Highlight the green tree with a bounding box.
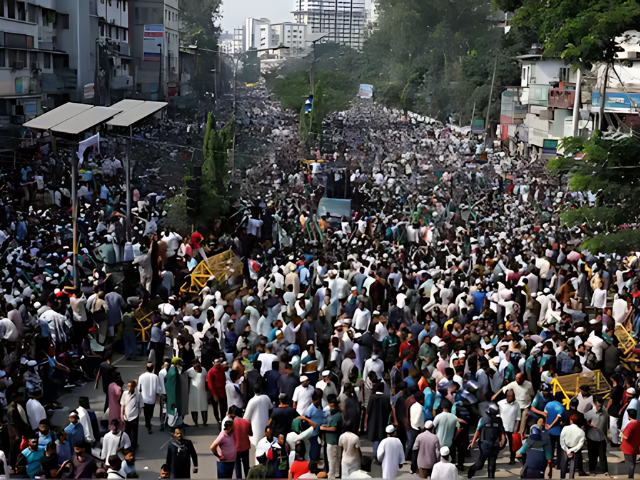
[198,113,233,228]
[180,0,221,50]
[549,133,640,253]
[494,0,640,67]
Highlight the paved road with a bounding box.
[55,354,632,479]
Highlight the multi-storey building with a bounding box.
[292,0,366,50]
[131,0,179,100]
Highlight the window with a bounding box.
[17,1,25,21]
[60,14,69,29]
[0,1,3,17]
[123,1,126,12]
[100,24,105,36]
[114,28,118,40]
[44,53,51,69]
[8,49,26,67]
[0,50,4,67]
[7,1,15,19]
[122,28,127,42]
[559,67,570,83]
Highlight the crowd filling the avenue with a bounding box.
[1,98,640,480]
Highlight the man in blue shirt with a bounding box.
[304,390,326,461]
[22,435,45,478]
[544,392,566,458]
[472,289,487,315]
[64,412,85,450]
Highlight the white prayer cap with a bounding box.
[424,420,434,430]
[33,302,41,309]
[437,341,446,348]
[589,318,600,325]
[385,425,396,434]
[300,375,309,383]
[322,370,330,377]
[27,360,37,367]
[628,388,636,395]
[275,329,283,335]
[373,310,380,315]
[440,446,450,456]
[307,340,314,346]
[575,327,585,333]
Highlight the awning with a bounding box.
[51,106,122,134]
[106,101,167,127]
[108,99,144,114]
[23,102,92,130]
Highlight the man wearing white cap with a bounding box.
[412,420,441,478]
[377,424,404,480]
[316,370,337,403]
[431,446,458,480]
[293,376,314,415]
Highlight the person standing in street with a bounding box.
[207,358,228,426]
[377,425,405,480]
[431,446,458,480]
[621,409,640,479]
[412,420,440,478]
[210,419,237,479]
[138,363,161,435]
[229,406,252,479]
[186,360,209,426]
[467,405,506,479]
[559,413,586,480]
[244,386,273,448]
[120,380,143,452]
[166,429,198,479]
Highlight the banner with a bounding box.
[358,84,373,99]
[143,25,164,62]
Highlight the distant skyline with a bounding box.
[219,0,292,33]
[218,0,373,33]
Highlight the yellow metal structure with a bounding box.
[550,370,611,408]
[615,323,637,355]
[180,249,244,294]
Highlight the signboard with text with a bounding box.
[143,25,164,62]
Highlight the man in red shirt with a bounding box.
[229,406,253,478]
[206,359,227,426]
[621,415,640,478]
[190,231,207,261]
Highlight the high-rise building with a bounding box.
[292,0,366,50]
[131,0,180,100]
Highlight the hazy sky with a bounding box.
[219,0,373,33]
[219,0,293,33]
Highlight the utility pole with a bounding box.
[485,55,498,146]
[158,43,163,100]
[572,68,582,137]
[598,63,610,131]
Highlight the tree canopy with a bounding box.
[179,0,222,49]
[266,0,532,123]
[549,133,640,253]
[494,0,640,67]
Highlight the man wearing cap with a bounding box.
[377,424,404,480]
[431,446,458,480]
[293,376,314,416]
[316,370,338,403]
[353,301,372,334]
[138,363,161,435]
[412,420,440,478]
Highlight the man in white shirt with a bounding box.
[26,394,47,431]
[292,376,314,415]
[120,380,143,451]
[362,353,384,381]
[407,391,426,460]
[101,419,131,467]
[353,303,372,333]
[559,412,586,478]
[138,363,161,435]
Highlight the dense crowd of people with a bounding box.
[0,94,639,480]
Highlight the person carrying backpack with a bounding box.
[467,404,506,478]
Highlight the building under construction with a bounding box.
[293,0,366,50]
